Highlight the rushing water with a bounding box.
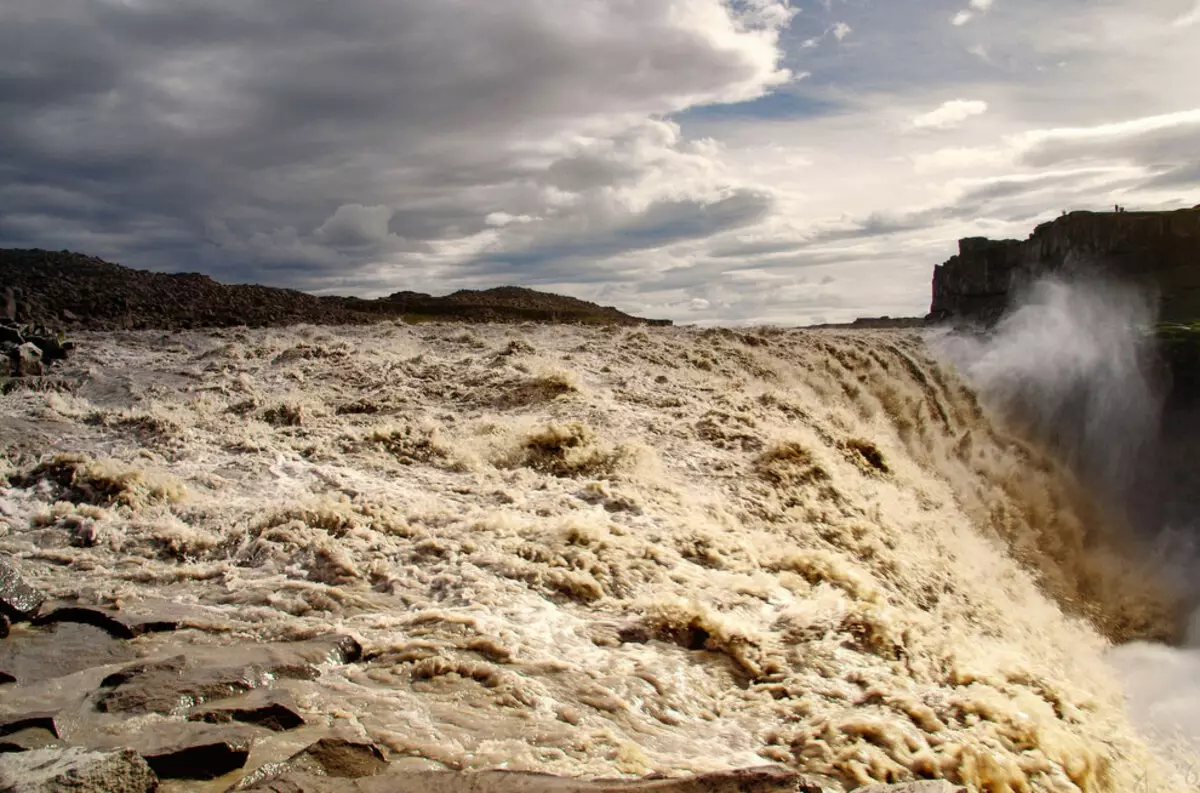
[0,318,1193,791]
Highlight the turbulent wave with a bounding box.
[0,319,1191,790]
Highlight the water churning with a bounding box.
[0,317,1192,791]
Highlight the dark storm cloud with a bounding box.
[0,0,791,286]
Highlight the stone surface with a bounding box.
[929,207,1200,324]
[0,726,63,753]
[189,689,306,731]
[284,738,388,778]
[138,724,253,780]
[0,555,44,621]
[0,746,157,792]
[32,601,187,639]
[0,712,62,740]
[234,766,844,793]
[12,342,42,377]
[95,634,361,715]
[0,621,136,684]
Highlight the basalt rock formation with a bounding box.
[0,249,668,330]
[928,206,1200,324]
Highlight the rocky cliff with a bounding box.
[929,206,1200,324]
[0,249,666,329]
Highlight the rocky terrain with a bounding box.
[928,206,1200,325]
[0,249,665,331]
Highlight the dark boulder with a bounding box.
[189,689,306,732]
[33,602,186,640]
[138,724,253,780]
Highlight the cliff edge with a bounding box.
[929,206,1200,324]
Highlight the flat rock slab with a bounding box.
[232,738,389,790]
[0,746,157,792]
[0,622,136,684]
[0,555,44,621]
[95,634,360,715]
[31,596,233,639]
[0,727,63,754]
[189,689,306,731]
[0,711,62,739]
[138,724,254,780]
[234,766,845,793]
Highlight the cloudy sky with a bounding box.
[2,0,1198,324]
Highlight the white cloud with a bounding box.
[313,204,395,248]
[952,0,994,25]
[1173,0,1200,27]
[4,0,1200,324]
[910,100,990,130]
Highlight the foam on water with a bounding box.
[0,320,1191,790]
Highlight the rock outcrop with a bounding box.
[929,207,1200,324]
[0,249,669,330]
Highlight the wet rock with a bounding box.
[235,765,842,793]
[33,602,185,640]
[0,622,136,684]
[0,712,63,753]
[0,746,157,792]
[0,712,62,740]
[230,738,389,790]
[852,784,963,793]
[95,634,361,715]
[139,724,253,780]
[12,342,43,377]
[0,555,45,621]
[0,726,63,753]
[285,738,388,778]
[189,689,306,731]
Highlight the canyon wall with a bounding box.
[929,207,1200,324]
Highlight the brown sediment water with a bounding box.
[0,323,1190,791]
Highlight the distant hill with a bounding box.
[0,249,668,330]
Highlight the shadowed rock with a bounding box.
[285,738,388,778]
[0,712,61,740]
[189,689,306,731]
[0,746,157,792]
[32,602,188,639]
[0,726,62,754]
[0,622,135,685]
[233,765,845,793]
[95,634,361,715]
[138,724,253,780]
[232,737,388,789]
[0,555,44,621]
